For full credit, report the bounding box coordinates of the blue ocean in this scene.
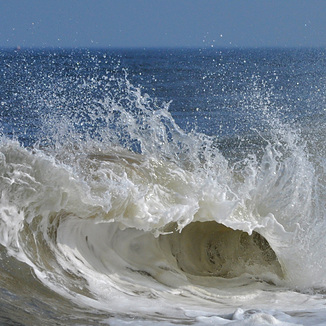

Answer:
[1,48,326,325]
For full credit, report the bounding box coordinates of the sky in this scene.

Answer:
[1,0,326,49]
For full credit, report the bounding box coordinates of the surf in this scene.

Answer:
[1,49,326,324]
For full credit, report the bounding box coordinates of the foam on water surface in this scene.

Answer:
[1,49,326,325]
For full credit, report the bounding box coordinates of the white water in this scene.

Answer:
[1,78,326,325]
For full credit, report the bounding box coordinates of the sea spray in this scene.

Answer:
[1,49,326,325]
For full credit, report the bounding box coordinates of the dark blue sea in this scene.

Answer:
[1,48,326,325]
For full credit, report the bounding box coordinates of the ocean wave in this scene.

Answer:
[1,67,326,324]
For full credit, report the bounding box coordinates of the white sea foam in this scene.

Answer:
[0,76,326,325]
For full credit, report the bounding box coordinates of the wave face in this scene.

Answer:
[1,49,326,325]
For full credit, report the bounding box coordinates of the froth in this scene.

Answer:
[1,68,326,323]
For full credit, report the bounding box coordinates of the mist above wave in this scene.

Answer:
[1,49,326,324]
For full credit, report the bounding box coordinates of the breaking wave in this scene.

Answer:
[1,66,326,324]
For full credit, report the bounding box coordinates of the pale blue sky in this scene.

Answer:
[1,0,326,49]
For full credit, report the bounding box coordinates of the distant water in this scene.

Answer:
[1,48,326,325]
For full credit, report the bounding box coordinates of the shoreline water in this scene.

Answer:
[0,48,326,325]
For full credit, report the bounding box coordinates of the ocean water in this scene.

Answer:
[1,48,326,325]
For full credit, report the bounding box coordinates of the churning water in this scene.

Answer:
[1,48,326,325]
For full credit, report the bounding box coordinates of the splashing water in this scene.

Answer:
[1,49,326,325]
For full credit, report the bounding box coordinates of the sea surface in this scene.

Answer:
[1,48,326,325]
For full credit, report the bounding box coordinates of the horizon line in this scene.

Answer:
[1,45,326,51]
